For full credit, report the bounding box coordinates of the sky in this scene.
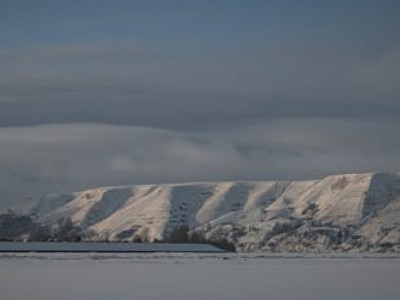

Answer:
[1,0,400,208]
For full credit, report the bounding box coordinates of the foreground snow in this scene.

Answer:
[1,253,400,300]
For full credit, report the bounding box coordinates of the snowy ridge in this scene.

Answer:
[32,173,400,252]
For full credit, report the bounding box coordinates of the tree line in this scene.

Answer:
[0,211,83,242]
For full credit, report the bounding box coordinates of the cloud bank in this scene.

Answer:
[1,120,399,208]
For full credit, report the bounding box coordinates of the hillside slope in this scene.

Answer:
[31,173,400,252]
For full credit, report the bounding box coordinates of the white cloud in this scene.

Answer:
[1,120,399,209]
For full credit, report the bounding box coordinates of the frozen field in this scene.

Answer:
[1,253,400,300]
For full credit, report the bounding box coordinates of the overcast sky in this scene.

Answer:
[1,0,400,208]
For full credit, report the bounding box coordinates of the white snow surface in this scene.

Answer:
[2,253,400,300]
[31,172,400,251]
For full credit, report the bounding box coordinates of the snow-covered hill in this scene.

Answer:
[31,173,400,252]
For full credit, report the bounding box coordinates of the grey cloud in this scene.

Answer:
[1,120,399,209]
[0,43,399,129]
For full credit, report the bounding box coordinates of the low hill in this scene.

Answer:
[30,172,400,252]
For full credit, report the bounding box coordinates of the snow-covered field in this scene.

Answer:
[1,253,400,300]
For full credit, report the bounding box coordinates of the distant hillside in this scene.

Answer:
[28,173,400,252]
